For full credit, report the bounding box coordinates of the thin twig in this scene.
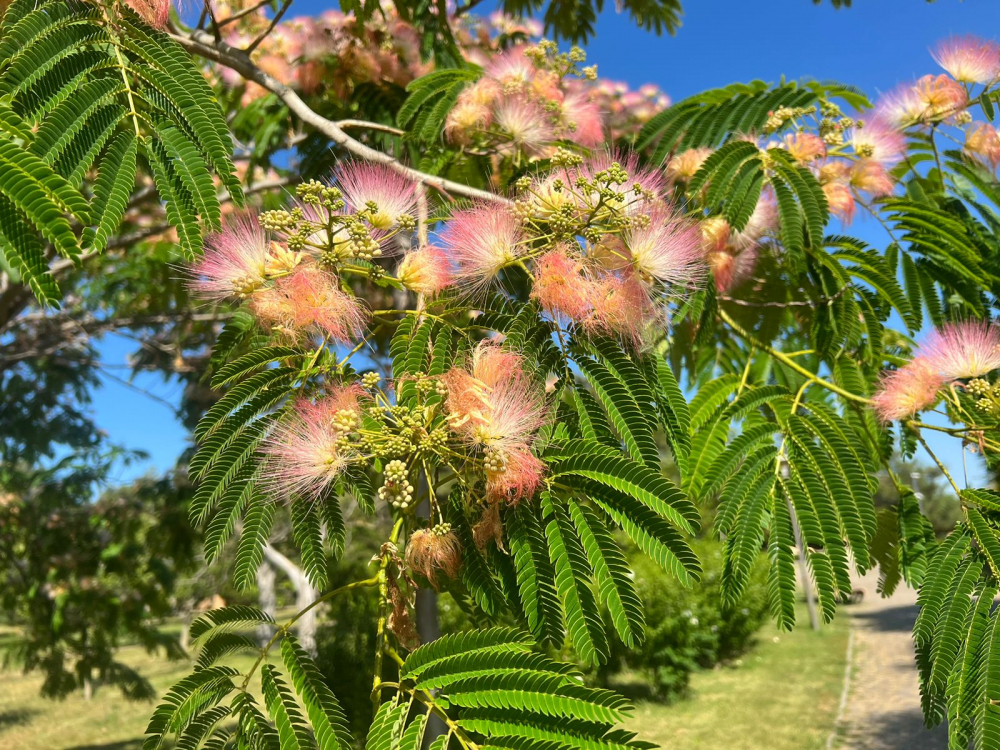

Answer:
[245,0,293,54]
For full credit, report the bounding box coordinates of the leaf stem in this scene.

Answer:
[718,309,871,405]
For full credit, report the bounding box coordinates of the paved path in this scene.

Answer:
[834,570,947,750]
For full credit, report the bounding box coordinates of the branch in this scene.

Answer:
[337,119,406,138]
[170,30,507,204]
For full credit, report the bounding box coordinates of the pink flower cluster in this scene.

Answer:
[444,343,548,503]
[873,320,1000,422]
[188,162,423,341]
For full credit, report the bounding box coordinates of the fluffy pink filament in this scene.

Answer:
[782,133,827,164]
[493,98,554,155]
[337,162,417,230]
[531,249,599,323]
[932,35,1000,84]
[850,160,895,197]
[444,343,548,455]
[190,216,271,301]
[665,148,713,183]
[127,0,171,28]
[263,395,356,501]
[486,446,545,503]
[573,150,666,203]
[923,320,1000,379]
[850,116,906,166]
[397,246,454,296]
[882,75,967,125]
[966,123,1000,169]
[251,265,367,343]
[586,273,654,347]
[560,91,604,147]
[872,358,945,422]
[625,207,705,288]
[440,204,524,293]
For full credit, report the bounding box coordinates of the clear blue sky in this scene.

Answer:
[89,0,996,483]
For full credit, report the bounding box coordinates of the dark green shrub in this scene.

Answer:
[598,539,770,701]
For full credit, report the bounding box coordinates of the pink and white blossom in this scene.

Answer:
[923,320,1000,379]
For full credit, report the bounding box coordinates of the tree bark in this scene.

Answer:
[261,543,318,655]
[256,558,278,647]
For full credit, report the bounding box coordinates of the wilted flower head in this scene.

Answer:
[337,162,417,230]
[441,204,524,292]
[923,320,1000,379]
[665,147,713,183]
[190,217,300,302]
[624,208,705,288]
[251,265,367,342]
[965,123,1000,168]
[263,392,360,501]
[406,526,461,587]
[485,446,545,503]
[872,358,945,422]
[932,35,1000,84]
[850,116,906,166]
[397,246,453,296]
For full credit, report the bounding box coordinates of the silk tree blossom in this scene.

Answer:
[665,147,713,183]
[559,90,604,147]
[850,160,895,197]
[782,132,827,164]
[127,0,171,28]
[493,98,554,156]
[849,116,906,166]
[966,123,1000,169]
[251,265,367,342]
[923,320,1000,379]
[440,204,525,292]
[397,246,454,297]
[337,162,417,230]
[872,358,945,422]
[190,217,299,301]
[262,388,363,501]
[880,75,967,126]
[444,343,547,501]
[531,249,600,323]
[624,208,705,288]
[932,36,1000,84]
[587,273,655,346]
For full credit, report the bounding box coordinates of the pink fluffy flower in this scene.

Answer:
[570,150,666,210]
[850,116,906,166]
[531,249,598,323]
[822,179,856,223]
[251,265,367,343]
[624,208,705,288]
[337,162,417,230]
[397,245,454,296]
[850,160,895,197]
[440,204,524,292]
[263,390,362,501]
[484,47,536,91]
[782,133,827,164]
[665,147,714,183]
[444,343,547,501]
[493,98,554,155]
[190,216,271,301]
[881,75,967,125]
[872,358,945,422]
[965,123,1000,169]
[127,0,171,28]
[587,273,654,347]
[932,35,1000,84]
[560,91,604,147]
[923,320,1000,379]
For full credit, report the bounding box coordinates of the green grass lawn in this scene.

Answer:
[623,602,850,750]
[0,602,848,750]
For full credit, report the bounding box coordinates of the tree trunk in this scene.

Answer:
[256,558,278,647]
[262,543,318,655]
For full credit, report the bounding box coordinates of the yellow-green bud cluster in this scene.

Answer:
[431,522,452,536]
[362,372,381,389]
[333,408,359,433]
